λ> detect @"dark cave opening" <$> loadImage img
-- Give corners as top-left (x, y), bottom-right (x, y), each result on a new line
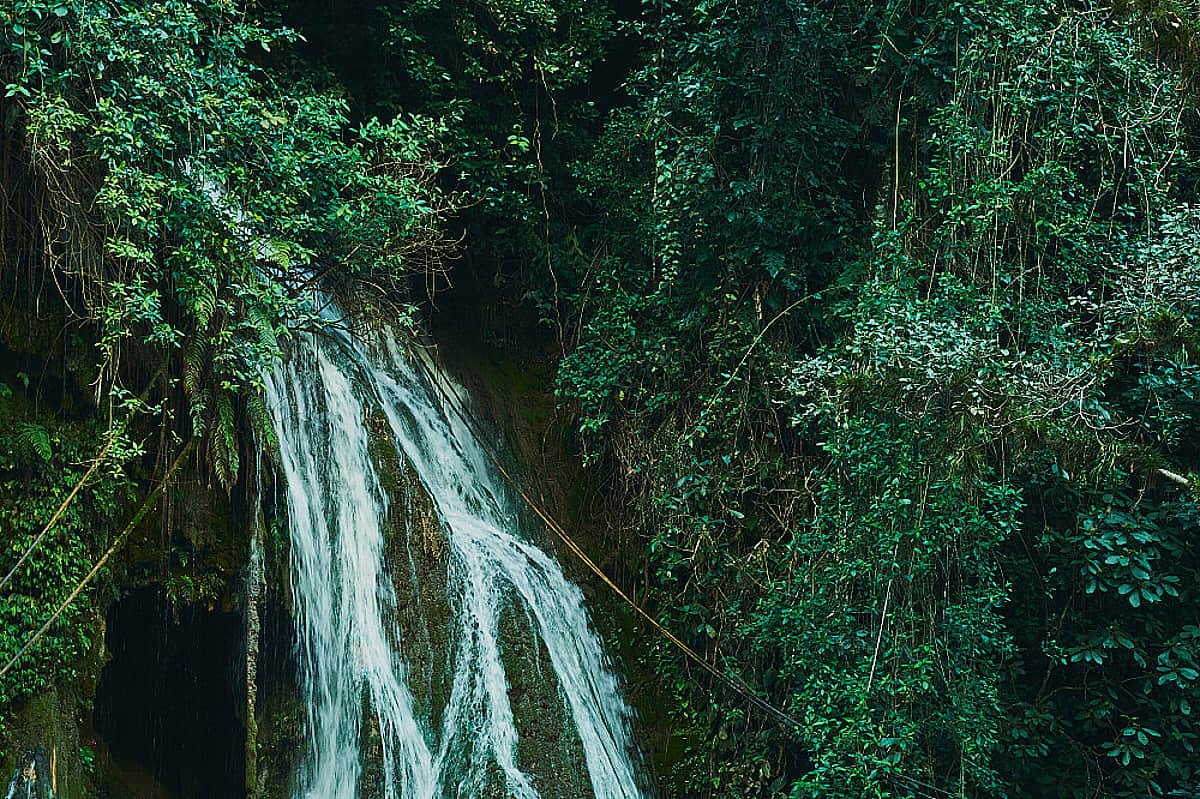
top-left (94, 586), bottom-right (245, 799)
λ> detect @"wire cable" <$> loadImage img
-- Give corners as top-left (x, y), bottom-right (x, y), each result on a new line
top-left (412, 346), bottom-right (959, 799)
top-left (0, 436), bottom-right (114, 594)
top-left (411, 348), bottom-right (804, 731)
top-left (0, 438), bottom-right (195, 682)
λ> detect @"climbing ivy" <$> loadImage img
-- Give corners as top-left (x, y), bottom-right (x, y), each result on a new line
top-left (6, 0), bottom-right (1200, 796)
top-left (0, 0), bottom-right (449, 748)
top-left (0, 389), bottom-right (132, 710)
top-left (4, 0), bottom-right (449, 490)
top-left (555, 0), bottom-right (1200, 796)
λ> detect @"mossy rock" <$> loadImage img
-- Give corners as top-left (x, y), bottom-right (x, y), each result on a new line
top-left (1, 684), bottom-right (92, 799)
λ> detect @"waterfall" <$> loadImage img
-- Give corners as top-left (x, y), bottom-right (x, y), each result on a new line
top-left (5, 748), bottom-right (52, 799)
top-left (262, 305), bottom-right (645, 799)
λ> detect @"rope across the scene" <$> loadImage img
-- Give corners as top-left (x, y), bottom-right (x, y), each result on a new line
top-left (412, 348), bottom-right (958, 799)
top-left (0, 438), bottom-right (196, 682)
top-left (411, 349), bottom-right (802, 729)
top-left (0, 436), bottom-right (114, 594)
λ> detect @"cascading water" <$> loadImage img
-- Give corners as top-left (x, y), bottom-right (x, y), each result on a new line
top-left (263, 302), bottom-right (645, 799)
top-left (5, 748), bottom-right (52, 799)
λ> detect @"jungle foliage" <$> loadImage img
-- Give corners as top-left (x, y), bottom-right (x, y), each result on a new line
top-left (549, 0), bottom-right (1200, 797)
top-left (4, 0), bottom-right (1200, 797)
top-left (0, 0), bottom-right (446, 739)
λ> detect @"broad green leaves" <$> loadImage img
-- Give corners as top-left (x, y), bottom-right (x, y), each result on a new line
top-left (7, 0), bottom-right (449, 490)
top-left (554, 1), bottom-right (1200, 796)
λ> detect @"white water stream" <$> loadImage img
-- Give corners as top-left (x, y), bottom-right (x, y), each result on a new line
top-left (263, 306), bottom-right (644, 799)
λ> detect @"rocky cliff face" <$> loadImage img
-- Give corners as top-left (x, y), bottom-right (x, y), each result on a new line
top-left (3, 306), bottom-right (652, 799)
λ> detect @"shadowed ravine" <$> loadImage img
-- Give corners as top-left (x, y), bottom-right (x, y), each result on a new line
top-left (262, 302), bottom-right (645, 799)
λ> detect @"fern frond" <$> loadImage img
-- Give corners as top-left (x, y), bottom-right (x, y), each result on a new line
top-left (246, 303), bottom-right (279, 353)
top-left (182, 338), bottom-right (205, 397)
top-left (194, 281), bottom-right (217, 330)
top-left (16, 422), bottom-right (51, 462)
top-left (181, 332), bottom-right (214, 438)
top-left (190, 385), bottom-right (211, 438)
top-left (212, 390), bottom-right (239, 493)
top-left (245, 391), bottom-right (277, 451)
